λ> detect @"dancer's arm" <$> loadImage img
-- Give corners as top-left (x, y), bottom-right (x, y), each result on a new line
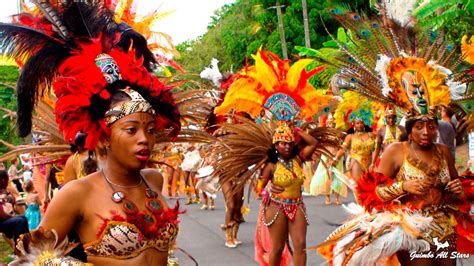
top-left (372, 127), bottom-right (384, 163)
top-left (331, 134), bottom-right (351, 167)
top-left (296, 129), bottom-right (318, 160)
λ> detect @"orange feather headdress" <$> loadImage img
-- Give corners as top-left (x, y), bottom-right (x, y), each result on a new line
top-left (215, 50), bottom-right (334, 122)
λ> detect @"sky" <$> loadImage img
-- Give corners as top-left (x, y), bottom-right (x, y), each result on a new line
top-left (0, 0), bottom-right (236, 45)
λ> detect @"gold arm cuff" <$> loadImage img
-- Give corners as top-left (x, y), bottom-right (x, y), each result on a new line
top-left (375, 181), bottom-right (405, 202)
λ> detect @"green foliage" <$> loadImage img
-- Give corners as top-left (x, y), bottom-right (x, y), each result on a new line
top-left (414, 0), bottom-right (474, 44)
top-left (0, 66), bottom-right (21, 156)
top-left (175, 0), bottom-right (370, 81)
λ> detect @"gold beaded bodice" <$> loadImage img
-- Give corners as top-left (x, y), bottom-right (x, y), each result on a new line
top-left (272, 159), bottom-right (304, 198)
top-left (350, 133), bottom-right (375, 158)
top-left (383, 126), bottom-right (400, 146)
top-left (395, 144), bottom-right (450, 187)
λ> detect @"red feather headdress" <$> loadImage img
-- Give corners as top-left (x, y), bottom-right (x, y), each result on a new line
top-left (0, 1), bottom-right (180, 149)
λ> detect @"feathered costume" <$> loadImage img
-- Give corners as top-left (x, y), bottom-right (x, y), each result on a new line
top-left (310, 2), bottom-right (474, 265)
top-left (211, 50), bottom-right (345, 265)
top-left (1, 1), bottom-right (182, 264)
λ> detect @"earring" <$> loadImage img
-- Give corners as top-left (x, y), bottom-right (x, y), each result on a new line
top-left (275, 150), bottom-right (278, 154)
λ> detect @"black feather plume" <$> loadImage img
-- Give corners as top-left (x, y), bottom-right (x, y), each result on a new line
top-left (62, 2), bottom-right (112, 39)
top-left (16, 45), bottom-right (71, 137)
top-left (0, 23), bottom-right (63, 59)
top-left (34, 0), bottom-right (70, 40)
top-left (113, 23), bottom-right (157, 72)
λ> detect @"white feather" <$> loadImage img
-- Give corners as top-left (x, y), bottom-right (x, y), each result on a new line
top-left (435, 65), bottom-right (467, 100)
top-left (200, 58), bottom-right (223, 87)
top-left (383, 0), bottom-right (418, 26)
top-left (330, 209), bottom-right (433, 265)
top-left (375, 54), bottom-right (392, 97)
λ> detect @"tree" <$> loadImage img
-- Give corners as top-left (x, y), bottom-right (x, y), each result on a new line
top-left (0, 66), bottom-right (22, 156)
top-left (175, 0), bottom-right (370, 79)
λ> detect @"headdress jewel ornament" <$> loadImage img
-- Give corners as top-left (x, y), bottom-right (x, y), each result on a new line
top-left (272, 122), bottom-right (294, 144)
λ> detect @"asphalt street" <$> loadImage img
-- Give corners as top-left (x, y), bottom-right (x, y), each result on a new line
top-left (167, 192), bottom-right (356, 266)
top-left (168, 191), bottom-right (474, 266)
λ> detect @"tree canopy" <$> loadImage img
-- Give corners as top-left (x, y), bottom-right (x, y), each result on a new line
top-left (176, 0), bottom-right (370, 76)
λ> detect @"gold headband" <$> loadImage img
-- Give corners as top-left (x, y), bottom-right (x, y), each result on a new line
top-left (104, 87), bottom-right (156, 126)
top-left (272, 124), bottom-right (294, 144)
top-left (405, 110), bottom-right (437, 122)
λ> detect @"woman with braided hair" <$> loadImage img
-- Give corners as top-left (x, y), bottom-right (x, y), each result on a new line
top-left (2, 2), bottom-right (182, 264)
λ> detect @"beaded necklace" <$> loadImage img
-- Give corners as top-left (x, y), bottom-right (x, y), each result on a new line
top-left (102, 170), bottom-right (162, 223)
top-left (277, 156), bottom-right (293, 171)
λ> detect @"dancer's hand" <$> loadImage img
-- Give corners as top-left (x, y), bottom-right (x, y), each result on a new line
top-left (269, 182), bottom-right (284, 194)
top-left (44, 195), bottom-right (50, 205)
top-left (402, 180), bottom-right (429, 195)
top-left (446, 179), bottom-right (464, 197)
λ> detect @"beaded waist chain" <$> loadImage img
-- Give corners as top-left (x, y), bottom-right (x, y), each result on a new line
top-left (270, 195), bottom-right (303, 205)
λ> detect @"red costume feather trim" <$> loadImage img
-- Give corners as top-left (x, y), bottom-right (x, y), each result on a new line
top-left (97, 202), bottom-right (183, 240)
top-left (356, 171), bottom-right (396, 211)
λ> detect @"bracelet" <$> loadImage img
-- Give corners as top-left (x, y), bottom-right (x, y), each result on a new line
top-left (375, 181), bottom-right (406, 202)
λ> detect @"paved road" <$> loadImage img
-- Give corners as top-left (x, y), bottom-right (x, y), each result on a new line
top-left (168, 192), bottom-right (474, 266)
top-left (167, 192), bottom-right (356, 266)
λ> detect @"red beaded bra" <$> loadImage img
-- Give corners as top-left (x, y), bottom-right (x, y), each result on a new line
top-left (83, 171), bottom-right (181, 259)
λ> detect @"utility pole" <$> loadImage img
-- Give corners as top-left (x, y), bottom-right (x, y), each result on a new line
top-left (269, 2), bottom-right (288, 60)
top-left (302, 0), bottom-right (311, 48)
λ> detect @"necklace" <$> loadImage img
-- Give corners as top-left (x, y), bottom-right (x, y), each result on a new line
top-left (102, 170), bottom-right (162, 217)
top-left (278, 156), bottom-right (293, 171)
top-left (410, 141), bottom-right (422, 162)
top-left (102, 170), bottom-right (143, 188)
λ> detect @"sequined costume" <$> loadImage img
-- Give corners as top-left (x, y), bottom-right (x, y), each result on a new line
top-left (84, 210), bottom-right (179, 259)
top-left (309, 155), bottom-right (347, 198)
top-left (263, 159), bottom-right (308, 224)
top-left (382, 125), bottom-right (401, 147)
top-left (347, 133), bottom-right (375, 172)
top-left (318, 143), bottom-right (463, 265)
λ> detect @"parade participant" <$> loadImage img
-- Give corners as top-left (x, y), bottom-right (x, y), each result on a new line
top-left (332, 118), bottom-right (376, 182)
top-left (62, 132), bottom-right (98, 184)
top-left (216, 114), bottom-right (247, 248)
top-left (212, 50), bottom-right (341, 264)
top-left (259, 123), bottom-right (318, 265)
top-left (196, 145), bottom-right (218, 210)
top-left (181, 144), bottom-right (203, 205)
top-left (373, 105), bottom-right (406, 161)
top-left (162, 144), bottom-right (183, 199)
top-left (2, 2), bottom-right (181, 264)
top-left (43, 160), bottom-right (65, 205)
top-left (302, 150), bottom-right (319, 195)
top-left (313, 3), bottom-right (473, 264)
top-left (202, 68), bottom-right (248, 247)
top-left (310, 115), bottom-right (347, 204)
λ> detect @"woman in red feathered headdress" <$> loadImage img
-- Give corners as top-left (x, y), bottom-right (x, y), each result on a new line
top-left (2, 2), bottom-right (182, 265)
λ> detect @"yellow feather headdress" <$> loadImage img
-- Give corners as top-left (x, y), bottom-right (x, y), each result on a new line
top-left (215, 50), bottom-right (334, 121)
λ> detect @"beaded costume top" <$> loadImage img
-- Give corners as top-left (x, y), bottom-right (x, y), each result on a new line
top-left (382, 126), bottom-right (401, 146)
top-left (83, 207), bottom-right (180, 259)
top-left (395, 143), bottom-right (450, 187)
top-left (349, 134), bottom-right (375, 158)
top-left (272, 159), bottom-right (304, 199)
